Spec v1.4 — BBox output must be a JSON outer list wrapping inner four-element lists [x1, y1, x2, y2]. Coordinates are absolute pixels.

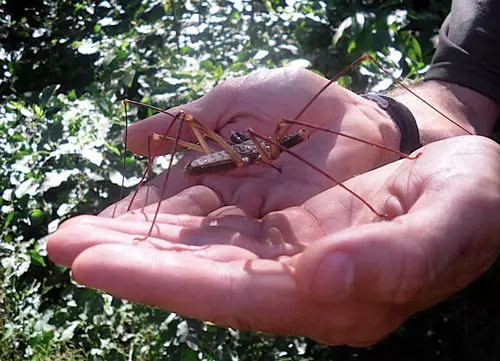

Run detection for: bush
[[2, 0, 500, 360]]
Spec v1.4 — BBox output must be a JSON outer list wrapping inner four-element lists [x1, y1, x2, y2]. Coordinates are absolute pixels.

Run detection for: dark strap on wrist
[[362, 94, 422, 154]]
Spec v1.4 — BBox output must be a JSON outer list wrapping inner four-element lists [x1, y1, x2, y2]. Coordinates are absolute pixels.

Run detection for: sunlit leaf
[[60, 321, 80, 341], [29, 249, 46, 267], [3, 211, 15, 229], [30, 209, 45, 221], [104, 142, 120, 155], [200, 60, 214, 71], [230, 62, 246, 72]]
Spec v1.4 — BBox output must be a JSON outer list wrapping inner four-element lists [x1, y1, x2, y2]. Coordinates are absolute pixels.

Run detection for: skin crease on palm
[[47, 68, 500, 346]]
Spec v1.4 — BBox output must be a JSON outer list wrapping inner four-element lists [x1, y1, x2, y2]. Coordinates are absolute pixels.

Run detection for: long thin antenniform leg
[[278, 55, 371, 138], [246, 128, 388, 219], [124, 99, 178, 118], [112, 100, 130, 218], [126, 110, 184, 212], [122, 101, 250, 219], [279, 54, 472, 137], [362, 54, 472, 135], [123, 101, 214, 212], [137, 114, 186, 240], [122, 99, 184, 212], [280, 119, 420, 159], [294, 56, 369, 121]]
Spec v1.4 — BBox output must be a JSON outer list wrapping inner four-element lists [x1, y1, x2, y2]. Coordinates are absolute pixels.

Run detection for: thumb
[[295, 220, 430, 304], [296, 137, 500, 306], [295, 209, 474, 305]]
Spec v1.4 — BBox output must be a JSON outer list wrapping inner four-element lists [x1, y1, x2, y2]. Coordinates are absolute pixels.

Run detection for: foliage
[[1, 0, 500, 360]]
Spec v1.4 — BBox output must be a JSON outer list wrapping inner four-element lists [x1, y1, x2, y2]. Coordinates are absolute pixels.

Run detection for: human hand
[[103, 67, 401, 218], [48, 135, 500, 346]]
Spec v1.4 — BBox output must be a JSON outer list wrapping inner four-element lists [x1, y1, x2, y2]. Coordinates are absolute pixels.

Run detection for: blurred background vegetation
[[1, 0, 499, 360]]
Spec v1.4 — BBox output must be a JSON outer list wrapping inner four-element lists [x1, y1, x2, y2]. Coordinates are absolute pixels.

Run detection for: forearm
[[396, 0, 500, 145], [392, 81, 500, 145]]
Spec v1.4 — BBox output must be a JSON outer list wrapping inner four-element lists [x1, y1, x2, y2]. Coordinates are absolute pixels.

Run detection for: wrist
[[362, 94, 421, 155], [391, 81, 499, 145], [355, 95, 402, 162]]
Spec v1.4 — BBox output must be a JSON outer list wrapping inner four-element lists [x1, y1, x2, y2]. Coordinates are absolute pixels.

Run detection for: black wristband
[[362, 94, 422, 155]]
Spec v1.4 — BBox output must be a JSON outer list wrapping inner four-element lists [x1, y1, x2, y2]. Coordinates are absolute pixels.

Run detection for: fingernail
[[312, 252, 354, 300]]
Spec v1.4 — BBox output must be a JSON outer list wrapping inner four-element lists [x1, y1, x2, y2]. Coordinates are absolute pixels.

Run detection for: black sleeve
[[424, 0, 500, 102]]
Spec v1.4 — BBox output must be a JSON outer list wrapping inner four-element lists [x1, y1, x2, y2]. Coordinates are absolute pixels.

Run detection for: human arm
[[47, 136, 500, 346], [47, 47, 500, 346], [393, 0, 500, 143], [392, 81, 499, 143]]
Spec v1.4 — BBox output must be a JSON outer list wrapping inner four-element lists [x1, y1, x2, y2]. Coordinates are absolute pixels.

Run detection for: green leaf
[[406, 36, 422, 61], [353, 26, 373, 55], [104, 142, 121, 156], [30, 249, 46, 267], [122, 69, 136, 87], [347, 39, 356, 54], [180, 349, 198, 361], [180, 45, 191, 55], [125, 156, 136, 167], [213, 64, 223, 79], [232, 10, 241, 21], [237, 50, 250, 62], [40, 84, 60, 107], [30, 209, 45, 221], [200, 60, 214, 71], [337, 75, 353, 89], [33, 103, 44, 119], [68, 89, 77, 100], [3, 211, 15, 229], [230, 62, 247, 72]]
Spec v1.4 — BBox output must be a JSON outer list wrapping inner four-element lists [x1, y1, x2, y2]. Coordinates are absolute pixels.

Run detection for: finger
[[48, 218, 148, 267], [47, 215, 260, 267], [70, 244, 395, 345], [72, 245, 298, 329], [49, 206, 306, 265], [296, 220, 433, 304], [297, 179, 500, 307]]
